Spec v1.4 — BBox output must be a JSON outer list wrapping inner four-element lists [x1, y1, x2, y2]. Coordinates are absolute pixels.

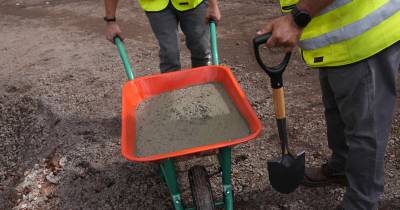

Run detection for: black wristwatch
[[104, 16, 116, 22], [291, 6, 311, 28]]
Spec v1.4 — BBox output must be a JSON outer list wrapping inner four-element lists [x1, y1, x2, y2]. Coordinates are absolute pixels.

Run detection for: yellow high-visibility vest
[[138, 0, 204, 12], [279, 0, 400, 68], [280, 0, 298, 13]]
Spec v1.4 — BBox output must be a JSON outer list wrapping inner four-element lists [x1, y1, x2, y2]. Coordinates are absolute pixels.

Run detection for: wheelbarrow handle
[[114, 36, 135, 81], [209, 20, 219, 65], [253, 33, 291, 89]]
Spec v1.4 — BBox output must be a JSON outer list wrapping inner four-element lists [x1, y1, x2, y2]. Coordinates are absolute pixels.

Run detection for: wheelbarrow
[[114, 21, 262, 210]]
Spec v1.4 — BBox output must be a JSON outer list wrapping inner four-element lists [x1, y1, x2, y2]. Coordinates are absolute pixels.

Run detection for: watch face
[[297, 11, 311, 27]]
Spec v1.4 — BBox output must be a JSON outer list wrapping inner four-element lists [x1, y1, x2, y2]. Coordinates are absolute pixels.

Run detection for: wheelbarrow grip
[[209, 20, 219, 65], [253, 33, 291, 89], [114, 36, 135, 81]]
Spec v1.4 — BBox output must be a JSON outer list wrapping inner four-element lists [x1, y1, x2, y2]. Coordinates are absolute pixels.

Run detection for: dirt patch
[[136, 83, 250, 157], [0, 94, 58, 209]]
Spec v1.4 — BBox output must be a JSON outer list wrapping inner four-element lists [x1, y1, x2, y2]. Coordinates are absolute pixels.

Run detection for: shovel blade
[[267, 151, 305, 194]]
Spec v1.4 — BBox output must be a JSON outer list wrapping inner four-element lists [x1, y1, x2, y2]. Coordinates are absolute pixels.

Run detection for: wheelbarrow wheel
[[188, 165, 215, 210]]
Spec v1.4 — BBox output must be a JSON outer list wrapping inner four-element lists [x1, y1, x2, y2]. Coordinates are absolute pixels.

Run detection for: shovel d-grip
[[253, 33, 291, 89], [253, 33, 305, 194], [253, 33, 292, 155]]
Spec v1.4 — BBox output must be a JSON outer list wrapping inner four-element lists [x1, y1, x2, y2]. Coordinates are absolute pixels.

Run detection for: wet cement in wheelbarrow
[[135, 83, 250, 157]]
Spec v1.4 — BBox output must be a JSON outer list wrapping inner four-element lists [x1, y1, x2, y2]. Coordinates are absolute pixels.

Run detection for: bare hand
[[257, 15, 303, 53], [105, 22, 124, 43], [205, 4, 221, 23]]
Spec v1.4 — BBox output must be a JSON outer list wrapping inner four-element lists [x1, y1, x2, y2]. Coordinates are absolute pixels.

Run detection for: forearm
[[105, 0, 119, 18], [297, 0, 334, 17], [208, 0, 218, 8]]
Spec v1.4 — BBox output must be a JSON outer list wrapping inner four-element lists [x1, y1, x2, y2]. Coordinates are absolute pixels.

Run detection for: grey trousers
[[319, 42, 400, 210], [146, 2, 210, 73]]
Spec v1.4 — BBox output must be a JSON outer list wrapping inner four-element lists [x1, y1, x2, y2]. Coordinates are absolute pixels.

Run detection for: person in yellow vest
[[104, 0, 221, 73], [257, 0, 399, 209]]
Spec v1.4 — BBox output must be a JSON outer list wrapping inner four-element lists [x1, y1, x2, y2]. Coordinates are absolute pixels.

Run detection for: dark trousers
[[319, 42, 400, 210], [146, 2, 210, 73]]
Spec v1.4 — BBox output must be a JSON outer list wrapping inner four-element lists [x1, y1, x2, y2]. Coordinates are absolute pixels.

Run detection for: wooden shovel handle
[[273, 87, 289, 155], [272, 88, 286, 119]]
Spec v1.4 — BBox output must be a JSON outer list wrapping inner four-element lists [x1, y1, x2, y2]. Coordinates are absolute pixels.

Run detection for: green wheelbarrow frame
[[159, 149, 233, 210], [115, 21, 234, 210]]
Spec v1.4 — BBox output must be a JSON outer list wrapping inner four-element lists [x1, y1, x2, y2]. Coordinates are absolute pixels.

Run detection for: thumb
[[256, 23, 272, 35]]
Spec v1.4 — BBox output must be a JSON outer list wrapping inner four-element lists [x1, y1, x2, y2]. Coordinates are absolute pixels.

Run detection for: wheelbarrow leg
[[160, 159, 184, 210], [218, 147, 233, 210]]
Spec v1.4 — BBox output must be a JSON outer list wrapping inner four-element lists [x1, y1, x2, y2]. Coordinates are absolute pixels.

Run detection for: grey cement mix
[[135, 83, 250, 157]]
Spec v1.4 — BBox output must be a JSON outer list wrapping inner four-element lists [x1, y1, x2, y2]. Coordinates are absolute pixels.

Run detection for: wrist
[[208, 5, 218, 10], [285, 15, 304, 35], [207, 1, 218, 8], [104, 16, 116, 22]]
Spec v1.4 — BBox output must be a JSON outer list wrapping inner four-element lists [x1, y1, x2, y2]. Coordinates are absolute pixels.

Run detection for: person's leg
[[319, 70, 349, 172], [178, 2, 210, 68], [146, 6, 181, 73], [325, 42, 400, 209], [302, 71, 349, 187]]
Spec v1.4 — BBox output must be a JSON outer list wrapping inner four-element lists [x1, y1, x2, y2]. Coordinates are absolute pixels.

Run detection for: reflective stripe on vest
[[138, 0, 203, 12], [300, 0, 400, 50], [279, 0, 400, 67]]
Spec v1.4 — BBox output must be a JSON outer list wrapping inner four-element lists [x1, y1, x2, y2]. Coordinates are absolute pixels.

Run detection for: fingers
[[256, 23, 272, 36], [105, 23, 123, 44], [266, 35, 277, 48], [256, 16, 301, 51], [114, 32, 125, 42], [205, 16, 213, 24], [268, 34, 297, 50], [118, 34, 125, 41], [106, 31, 115, 43], [206, 15, 219, 24], [205, 11, 221, 24], [205, 17, 211, 24], [256, 23, 276, 47]]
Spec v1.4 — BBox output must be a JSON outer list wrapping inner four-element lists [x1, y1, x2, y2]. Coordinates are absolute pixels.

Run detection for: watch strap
[[104, 16, 116, 22], [291, 6, 311, 28]]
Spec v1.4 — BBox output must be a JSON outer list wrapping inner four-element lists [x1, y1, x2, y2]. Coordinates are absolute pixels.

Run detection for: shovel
[[253, 33, 305, 194]]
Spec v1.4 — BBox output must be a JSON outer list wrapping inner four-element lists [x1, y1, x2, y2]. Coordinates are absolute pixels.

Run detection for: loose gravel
[[0, 0, 399, 209]]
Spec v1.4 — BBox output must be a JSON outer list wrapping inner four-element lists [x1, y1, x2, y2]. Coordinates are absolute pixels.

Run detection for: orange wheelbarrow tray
[[121, 65, 262, 162]]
